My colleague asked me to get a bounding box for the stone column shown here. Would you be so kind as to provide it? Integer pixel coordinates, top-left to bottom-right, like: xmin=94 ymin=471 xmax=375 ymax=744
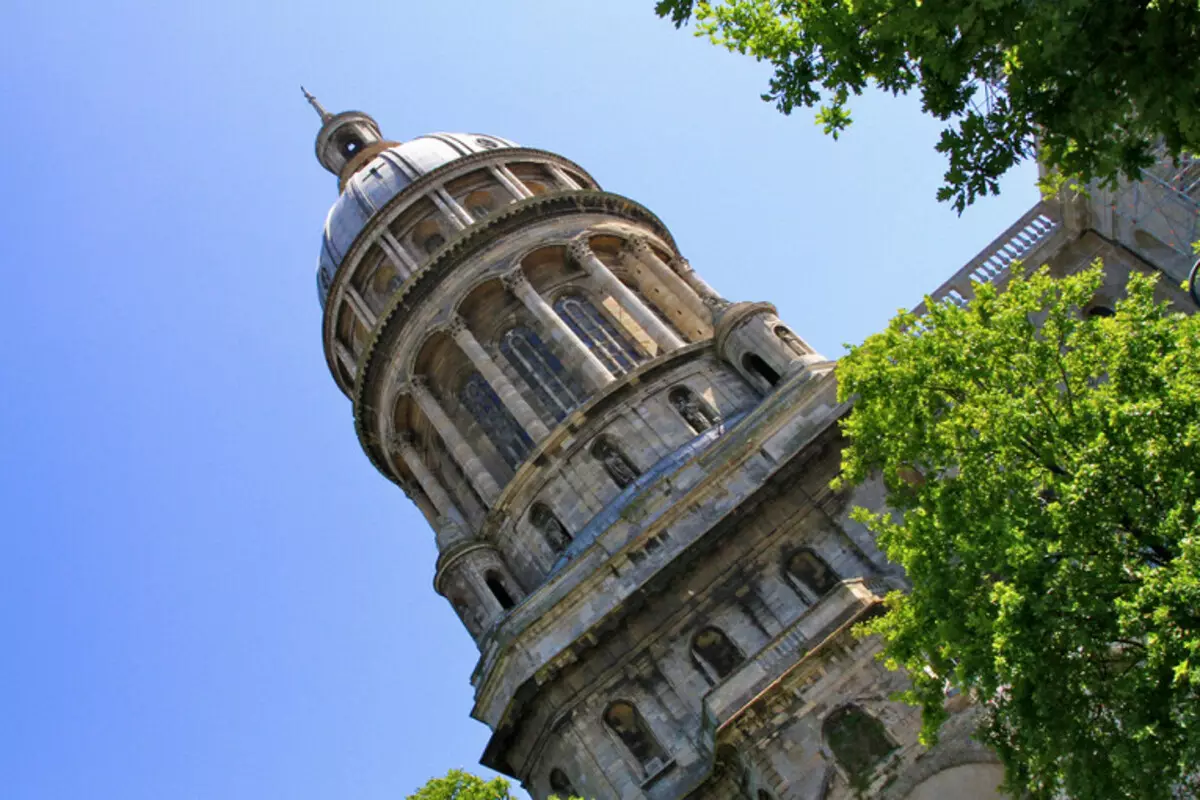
xmin=394 ymin=434 xmax=466 ymax=525
xmin=568 ymin=240 xmax=685 ymax=355
xmin=408 ymin=377 xmax=502 ymax=505
xmin=502 ymin=270 xmax=615 ymax=391
xmin=623 ymin=237 xmax=713 ymax=328
xmin=671 ymin=255 xmax=725 ymax=305
xmin=448 ymin=314 xmax=551 ymax=441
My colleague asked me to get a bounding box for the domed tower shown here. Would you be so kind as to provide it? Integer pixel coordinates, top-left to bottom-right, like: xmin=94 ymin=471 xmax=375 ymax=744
xmin=308 ymin=94 xmax=1005 ymax=800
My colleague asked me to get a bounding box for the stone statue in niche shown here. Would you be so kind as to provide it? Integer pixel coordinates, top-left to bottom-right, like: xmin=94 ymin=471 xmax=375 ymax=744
xmin=531 ymin=503 xmax=570 ymax=552
xmin=669 ymin=386 xmax=720 ymax=433
xmin=592 ymin=436 xmax=640 ymax=489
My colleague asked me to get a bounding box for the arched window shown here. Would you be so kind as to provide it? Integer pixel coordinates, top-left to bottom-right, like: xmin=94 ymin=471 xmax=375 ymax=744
xmin=548 ymin=768 xmax=576 ymax=798
xmin=485 ymin=571 xmax=515 ymax=610
xmin=500 ymin=326 xmax=580 ymax=421
xmin=668 ymin=386 xmax=720 ymax=434
xmin=1087 ymin=304 xmax=1115 ymax=319
xmin=742 ymin=353 xmax=780 ymax=388
xmin=692 ymin=626 xmax=745 ymax=682
xmin=786 ymin=548 xmax=839 ymax=598
xmin=554 ymin=293 xmax=642 ymax=375
xmin=823 ymin=705 xmax=894 ymax=784
xmin=459 ymin=372 xmax=532 ymax=469
xmin=603 ymin=701 xmax=667 ymax=774
xmin=530 ymin=502 xmax=570 ymax=553
xmin=591 ymin=436 xmax=641 ymax=489
xmin=422 ymin=232 xmax=446 ymax=254
xmin=775 ymin=325 xmax=809 ymax=356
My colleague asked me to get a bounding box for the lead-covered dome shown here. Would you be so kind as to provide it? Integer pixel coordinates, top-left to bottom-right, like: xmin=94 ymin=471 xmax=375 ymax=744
xmin=317 ymin=133 xmax=519 ymax=307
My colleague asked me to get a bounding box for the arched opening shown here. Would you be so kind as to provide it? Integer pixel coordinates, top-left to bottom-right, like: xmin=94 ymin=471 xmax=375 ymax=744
xmin=485 ymin=572 xmax=515 ymax=610
xmin=590 ymin=435 xmax=641 ymax=489
xmin=603 ymin=700 xmax=667 ymax=774
xmin=742 ymin=352 xmax=780 ymax=388
xmin=903 ymin=762 xmax=1006 ymax=800
xmin=758 ymin=790 xmax=775 ymax=800
xmin=774 ymin=325 xmax=808 ymax=356
xmin=500 ymin=325 xmax=580 ymax=421
xmin=823 ymin=705 xmax=894 ymax=786
xmin=548 ymin=768 xmax=577 ymax=798
xmin=459 ymin=372 xmax=532 ymax=469
xmin=786 ymin=548 xmax=839 ymax=598
xmin=692 ymin=626 xmax=745 ymax=682
xmin=668 ymin=385 xmax=720 ymax=434
xmin=554 ymin=292 xmax=642 ymax=375
xmin=1086 ymin=304 xmax=1115 ymax=319
xmin=530 ymin=502 xmax=570 ymax=553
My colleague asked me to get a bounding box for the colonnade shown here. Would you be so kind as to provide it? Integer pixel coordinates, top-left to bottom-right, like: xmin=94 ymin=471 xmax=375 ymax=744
xmin=394 ymin=235 xmax=721 ymax=525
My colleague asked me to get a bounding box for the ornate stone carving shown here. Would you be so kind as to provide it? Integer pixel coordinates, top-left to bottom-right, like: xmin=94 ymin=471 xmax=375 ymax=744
xmin=501 ymin=269 xmax=530 ymax=292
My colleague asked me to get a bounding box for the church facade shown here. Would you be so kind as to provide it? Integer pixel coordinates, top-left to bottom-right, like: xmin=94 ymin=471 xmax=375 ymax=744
xmin=304 ymin=93 xmax=1199 ymax=799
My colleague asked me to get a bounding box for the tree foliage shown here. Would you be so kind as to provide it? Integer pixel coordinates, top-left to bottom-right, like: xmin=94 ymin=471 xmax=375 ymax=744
xmin=834 ymin=265 xmax=1200 ymax=798
xmin=654 ymin=0 xmax=1200 ymax=212
xmin=406 ymin=769 xmax=580 ymax=800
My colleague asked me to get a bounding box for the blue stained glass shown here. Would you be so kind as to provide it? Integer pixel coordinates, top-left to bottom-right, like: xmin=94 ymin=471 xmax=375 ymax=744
xmin=553 ymin=294 xmax=643 ymax=375
xmin=459 ymin=372 xmax=531 ymax=469
xmin=500 ymin=327 xmax=580 ymax=422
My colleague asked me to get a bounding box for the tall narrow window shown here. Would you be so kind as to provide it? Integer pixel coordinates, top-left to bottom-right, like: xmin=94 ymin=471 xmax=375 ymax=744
xmin=786 ymin=548 xmax=838 ymax=598
xmin=603 ymin=701 xmax=667 ymax=774
xmin=548 ymin=768 xmax=577 ymax=798
xmin=742 ymin=352 xmax=780 ymax=388
xmin=668 ymin=386 xmax=720 ymax=434
xmin=485 ymin=571 xmax=515 ymax=610
xmin=530 ymin=502 xmax=570 ymax=553
xmin=459 ymin=372 xmax=532 ymax=469
xmin=692 ymin=626 xmax=745 ymax=682
xmin=775 ymin=325 xmax=809 ymax=356
xmin=554 ymin=292 xmax=643 ymax=375
xmin=823 ymin=705 xmax=894 ymax=784
xmin=500 ymin=326 xmax=580 ymax=421
xmin=591 ymin=436 xmax=640 ymax=489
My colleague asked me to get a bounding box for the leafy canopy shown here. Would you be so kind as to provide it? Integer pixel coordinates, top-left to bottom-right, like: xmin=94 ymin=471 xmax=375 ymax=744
xmin=407 ymin=769 xmax=580 ymax=800
xmin=655 ymin=0 xmax=1200 ymax=212
xmin=835 ymin=265 xmax=1200 ymax=798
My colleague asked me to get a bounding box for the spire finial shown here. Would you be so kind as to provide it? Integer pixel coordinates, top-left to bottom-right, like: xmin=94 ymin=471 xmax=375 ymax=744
xmin=301 ymin=85 xmax=333 ymax=123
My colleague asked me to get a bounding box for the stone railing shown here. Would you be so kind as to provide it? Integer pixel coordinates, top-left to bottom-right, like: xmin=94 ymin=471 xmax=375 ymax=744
xmin=701 ymin=578 xmax=883 ymax=737
xmin=913 ymin=202 xmax=1062 ymax=317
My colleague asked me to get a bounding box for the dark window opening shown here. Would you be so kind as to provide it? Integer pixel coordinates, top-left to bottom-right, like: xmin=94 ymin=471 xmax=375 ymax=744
xmin=786 ymin=549 xmax=839 ymax=598
xmin=486 ymin=572 xmax=515 ymax=610
xmin=604 ymin=701 xmax=667 ymax=774
xmin=692 ymin=626 xmax=745 ymax=681
xmin=1087 ymin=305 xmax=1115 ymax=319
xmin=742 ymin=353 xmax=780 ymax=387
xmin=549 ymin=768 xmax=576 ymax=797
xmin=423 ymin=233 xmax=446 ymax=254
xmin=823 ymin=705 xmax=894 ymax=786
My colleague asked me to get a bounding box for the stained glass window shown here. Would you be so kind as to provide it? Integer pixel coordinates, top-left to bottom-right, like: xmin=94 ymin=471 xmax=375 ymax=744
xmin=554 ymin=293 xmax=643 ymax=375
xmin=500 ymin=326 xmax=580 ymax=421
xmin=459 ymin=372 xmax=531 ymax=469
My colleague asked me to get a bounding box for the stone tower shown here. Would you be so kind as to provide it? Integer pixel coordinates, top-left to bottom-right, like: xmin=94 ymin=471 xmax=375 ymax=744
xmin=306 ymin=93 xmax=1197 ymax=799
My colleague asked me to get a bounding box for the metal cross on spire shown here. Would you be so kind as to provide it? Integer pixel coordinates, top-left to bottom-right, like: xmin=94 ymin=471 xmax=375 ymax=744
xmin=301 ymin=86 xmax=333 ymax=123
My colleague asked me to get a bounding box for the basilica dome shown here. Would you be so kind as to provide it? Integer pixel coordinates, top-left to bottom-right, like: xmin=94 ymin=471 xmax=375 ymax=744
xmin=317 ymin=133 xmax=518 ymax=306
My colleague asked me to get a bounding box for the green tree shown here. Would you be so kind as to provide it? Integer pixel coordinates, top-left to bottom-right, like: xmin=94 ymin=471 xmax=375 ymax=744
xmin=834 ymin=265 xmax=1200 ymax=798
xmin=407 ymin=768 xmax=580 ymax=800
xmin=655 ymin=0 xmax=1200 ymax=212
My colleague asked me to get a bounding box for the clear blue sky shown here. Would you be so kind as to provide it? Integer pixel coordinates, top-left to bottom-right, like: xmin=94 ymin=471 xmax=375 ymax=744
xmin=0 ymin=2 xmax=1037 ymax=798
